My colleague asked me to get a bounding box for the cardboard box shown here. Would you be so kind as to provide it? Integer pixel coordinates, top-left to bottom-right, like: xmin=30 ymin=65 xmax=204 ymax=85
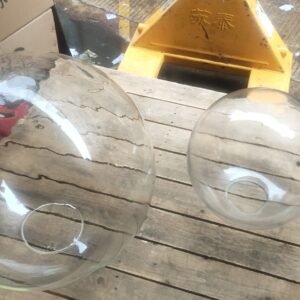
xmin=0 ymin=0 xmax=54 ymax=41
xmin=0 ymin=9 xmax=58 ymax=55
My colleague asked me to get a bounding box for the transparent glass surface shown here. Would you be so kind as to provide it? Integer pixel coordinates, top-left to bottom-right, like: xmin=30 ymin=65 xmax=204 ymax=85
xmin=0 ymin=53 xmax=155 ymax=291
xmin=188 ymin=88 xmax=300 ymax=229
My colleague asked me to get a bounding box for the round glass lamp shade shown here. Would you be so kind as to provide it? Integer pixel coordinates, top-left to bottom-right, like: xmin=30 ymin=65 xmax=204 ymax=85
xmin=0 ymin=53 xmax=155 ymax=290
xmin=188 ymin=88 xmax=300 ymax=229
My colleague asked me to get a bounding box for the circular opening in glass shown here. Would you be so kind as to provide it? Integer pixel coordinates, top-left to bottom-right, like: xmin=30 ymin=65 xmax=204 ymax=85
xmin=21 ymin=203 xmax=84 ymax=255
xmin=226 ymin=180 xmax=268 ymax=214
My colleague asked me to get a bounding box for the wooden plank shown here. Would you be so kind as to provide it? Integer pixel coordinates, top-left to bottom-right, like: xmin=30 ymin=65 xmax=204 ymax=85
xmin=155 ymin=148 xmax=189 ymax=183
xmin=41 ymin=58 xmax=142 ymax=120
xmin=0 ymin=291 xmax=62 ymax=300
xmin=0 ymin=142 xmax=149 ymax=204
xmin=110 ymin=238 xmax=299 ymax=300
xmin=134 ymin=92 xmax=300 ymax=157
xmin=132 ymin=92 xmax=300 ymax=169
xmin=189 ymin=154 xmax=300 ymax=205
xmin=8 ymin=109 xmax=150 ymax=172
xmin=156 ymin=149 xmax=266 ymax=203
xmin=139 ymin=208 xmax=300 ymax=282
xmin=0 ymin=234 xmax=205 ymax=300
xmin=105 ymin=68 xmax=225 ymax=109
xmin=132 ymin=94 xmax=203 ymax=130
xmin=0 ymin=236 xmax=81 ymax=289
xmin=56 ymin=268 xmax=206 ymax=300
xmin=190 ymin=109 xmax=300 ymax=154
xmin=2 ymin=159 xmax=300 ymax=281
xmin=146 ymin=122 xmax=190 ymax=154
xmin=152 ymin=178 xmax=300 ymax=245
xmin=1 ymin=235 xmax=298 ymax=300
xmin=190 ymin=131 xmax=300 ymax=181
xmin=0 ymin=173 xmax=146 ymax=234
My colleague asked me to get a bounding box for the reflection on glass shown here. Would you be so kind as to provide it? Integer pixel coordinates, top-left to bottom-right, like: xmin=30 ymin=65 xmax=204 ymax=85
xmin=230 ymin=111 xmax=295 ymax=139
xmin=0 ymin=181 xmax=29 ymax=216
xmin=0 ymin=259 xmax=63 ymax=276
xmin=0 ymin=75 xmax=91 ymax=160
xmin=32 ymin=95 xmax=92 ymax=160
xmin=74 ymin=240 xmax=88 ymax=254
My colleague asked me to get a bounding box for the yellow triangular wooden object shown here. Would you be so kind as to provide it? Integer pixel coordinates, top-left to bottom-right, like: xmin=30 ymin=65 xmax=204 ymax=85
xmin=120 ymin=0 xmax=292 ymax=92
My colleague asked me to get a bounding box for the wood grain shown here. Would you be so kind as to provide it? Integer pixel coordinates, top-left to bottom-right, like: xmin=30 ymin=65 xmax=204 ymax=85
xmin=0 ymin=291 xmax=61 ymax=300
xmin=110 ymin=238 xmax=300 ymax=300
xmin=56 ymin=268 xmax=207 ymax=300
xmin=1 ymin=236 xmax=298 ymax=300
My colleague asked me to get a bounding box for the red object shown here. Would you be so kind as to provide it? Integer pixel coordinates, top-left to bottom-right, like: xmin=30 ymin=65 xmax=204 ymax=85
xmin=0 ymin=102 xmax=29 ymax=138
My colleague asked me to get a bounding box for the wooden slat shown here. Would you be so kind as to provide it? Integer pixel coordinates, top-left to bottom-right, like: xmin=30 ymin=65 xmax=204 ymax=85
xmin=56 ymin=268 xmax=207 ymax=300
xmin=2 ymin=156 xmax=300 ymax=282
xmin=0 ymin=234 xmax=206 ymax=300
xmin=190 ymin=109 xmax=300 ymax=155
xmin=109 ymin=238 xmax=299 ymax=300
xmin=139 ymin=208 xmax=300 ymax=282
xmin=152 ymin=178 xmax=300 ymax=245
xmin=1 ymin=235 xmax=298 ymax=300
xmin=189 ymin=154 xmax=300 ymax=205
xmin=0 ymin=173 xmax=146 ymax=234
xmin=191 ymin=130 xmax=300 ymax=184
xmin=0 ymin=142 xmax=149 ymax=204
xmin=0 ymin=236 xmax=80 ymax=289
xmin=132 ymin=94 xmax=203 ymax=130
xmin=105 ymin=68 xmax=225 ymax=109
xmin=0 ymin=291 xmax=61 ymax=300
xmin=146 ymin=121 xmax=190 ymax=154
xmin=6 ymin=110 xmax=150 ymax=174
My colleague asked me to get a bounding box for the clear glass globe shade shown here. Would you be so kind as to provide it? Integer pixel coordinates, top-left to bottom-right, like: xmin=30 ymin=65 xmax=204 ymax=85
xmin=188 ymin=88 xmax=300 ymax=229
xmin=0 ymin=53 xmax=155 ymax=291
